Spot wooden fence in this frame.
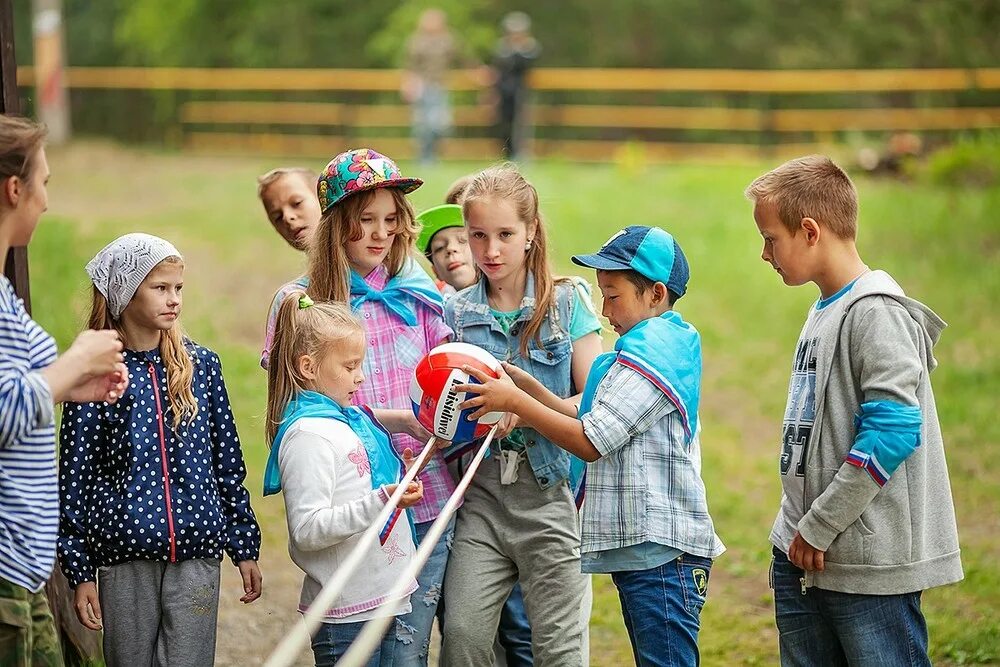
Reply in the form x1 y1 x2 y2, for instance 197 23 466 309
16 66 1000 162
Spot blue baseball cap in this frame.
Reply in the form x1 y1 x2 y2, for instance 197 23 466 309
571 225 690 297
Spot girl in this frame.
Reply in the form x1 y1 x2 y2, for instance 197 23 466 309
264 292 422 667
59 233 262 667
441 165 603 666
263 148 453 666
0 115 127 666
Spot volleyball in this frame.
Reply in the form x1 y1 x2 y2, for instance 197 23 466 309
409 343 505 442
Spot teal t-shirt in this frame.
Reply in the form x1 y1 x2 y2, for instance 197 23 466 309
581 542 683 574
490 281 602 340
492 280 602 451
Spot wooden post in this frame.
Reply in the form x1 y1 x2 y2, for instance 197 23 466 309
0 0 31 312
1 1 101 663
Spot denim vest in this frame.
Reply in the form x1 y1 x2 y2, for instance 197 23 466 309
445 273 576 489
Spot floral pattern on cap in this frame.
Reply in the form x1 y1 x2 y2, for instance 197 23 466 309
318 148 423 213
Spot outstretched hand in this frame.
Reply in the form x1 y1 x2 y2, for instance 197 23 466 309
500 362 546 397
456 364 523 421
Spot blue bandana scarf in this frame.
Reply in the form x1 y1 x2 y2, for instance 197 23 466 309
579 310 702 445
350 260 443 325
263 391 410 543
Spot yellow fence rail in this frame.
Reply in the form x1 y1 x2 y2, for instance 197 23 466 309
15 66 1000 162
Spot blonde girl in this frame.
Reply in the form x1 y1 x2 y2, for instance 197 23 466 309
441 165 603 665
59 233 262 667
264 292 422 666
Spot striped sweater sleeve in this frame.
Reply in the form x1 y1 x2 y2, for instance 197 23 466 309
0 310 55 449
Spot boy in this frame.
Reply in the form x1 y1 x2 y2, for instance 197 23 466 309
257 167 321 251
745 156 962 666
458 225 725 666
416 204 476 296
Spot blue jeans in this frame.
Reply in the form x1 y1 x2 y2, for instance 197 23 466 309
394 517 455 666
311 620 395 667
772 547 931 667
610 554 713 667
497 582 533 666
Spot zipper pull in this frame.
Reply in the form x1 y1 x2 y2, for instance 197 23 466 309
800 576 807 596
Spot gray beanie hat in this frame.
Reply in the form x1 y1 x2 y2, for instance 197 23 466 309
85 233 182 319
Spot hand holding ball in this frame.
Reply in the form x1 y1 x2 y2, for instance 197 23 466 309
409 343 505 442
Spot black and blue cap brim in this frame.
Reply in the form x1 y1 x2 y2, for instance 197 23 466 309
571 253 632 271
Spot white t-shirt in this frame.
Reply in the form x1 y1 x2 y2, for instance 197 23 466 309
770 281 859 552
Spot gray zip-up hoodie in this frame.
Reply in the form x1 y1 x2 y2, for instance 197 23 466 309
792 270 963 595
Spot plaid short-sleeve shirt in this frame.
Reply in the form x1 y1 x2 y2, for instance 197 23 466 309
580 363 725 559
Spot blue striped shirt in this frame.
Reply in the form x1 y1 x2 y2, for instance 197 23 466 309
0 276 59 592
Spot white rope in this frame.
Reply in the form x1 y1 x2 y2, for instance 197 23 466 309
337 425 499 667
263 436 439 667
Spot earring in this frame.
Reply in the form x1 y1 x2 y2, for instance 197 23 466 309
525 239 533 251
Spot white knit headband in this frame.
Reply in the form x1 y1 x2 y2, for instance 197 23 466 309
85 233 183 320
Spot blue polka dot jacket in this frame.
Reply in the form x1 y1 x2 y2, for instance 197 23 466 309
57 343 261 586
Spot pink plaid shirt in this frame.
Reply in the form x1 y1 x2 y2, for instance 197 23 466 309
261 266 455 523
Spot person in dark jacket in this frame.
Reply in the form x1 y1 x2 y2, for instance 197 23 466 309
493 12 540 161
59 233 262 667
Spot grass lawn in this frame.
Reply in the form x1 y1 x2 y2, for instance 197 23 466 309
30 142 999 665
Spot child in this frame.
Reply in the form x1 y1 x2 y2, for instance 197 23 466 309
264 292 422 666
745 156 962 665
416 204 476 297
264 148 454 666
422 177 535 667
258 166 322 251
440 165 603 666
58 233 262 667
459 225 725 666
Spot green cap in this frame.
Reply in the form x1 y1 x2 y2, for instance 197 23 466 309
416 204 464 254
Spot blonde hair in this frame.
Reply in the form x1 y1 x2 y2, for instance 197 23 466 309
744 155 859 240
265 292 365 445
256 167 317 201
87 256 196 430
462 164 569 356
307 188 419 302
444 174 475 205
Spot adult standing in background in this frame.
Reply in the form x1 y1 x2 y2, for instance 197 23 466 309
0 114 127 666
402 8 459 165
493 12 539 161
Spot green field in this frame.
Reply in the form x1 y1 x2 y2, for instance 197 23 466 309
32 142 999 665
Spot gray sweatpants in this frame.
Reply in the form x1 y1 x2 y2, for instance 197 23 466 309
98 558 221 667
442 455 587 667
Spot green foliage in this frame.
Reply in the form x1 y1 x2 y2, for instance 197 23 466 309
366 0 496 66
925 134 1000 188
11 0 1000 69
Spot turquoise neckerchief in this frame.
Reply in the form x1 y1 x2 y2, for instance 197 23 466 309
579 310 701 445
264 391 402 496
350 260 443 326
263 391 414 544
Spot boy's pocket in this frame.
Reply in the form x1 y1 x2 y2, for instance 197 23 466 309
676 554 713 615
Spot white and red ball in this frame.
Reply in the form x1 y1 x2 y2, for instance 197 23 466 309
409 343 504 442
